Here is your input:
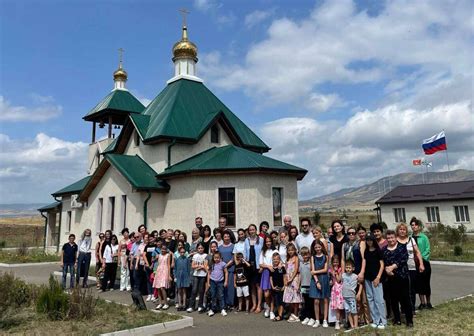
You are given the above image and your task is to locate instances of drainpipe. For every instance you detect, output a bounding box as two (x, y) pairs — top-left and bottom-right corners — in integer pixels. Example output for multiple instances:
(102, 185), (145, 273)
(143, 191), (152, 230)
(54, 196), (62, 253)
(167, 139), (177, 167)
(40, 211), (47, 251)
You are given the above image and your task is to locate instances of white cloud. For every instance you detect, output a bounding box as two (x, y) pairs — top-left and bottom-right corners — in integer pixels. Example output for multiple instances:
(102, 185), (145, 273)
(260, 101), (474, 199)
(200, 0), (472, 110)
(0, 133), (88, 203)
(193, 0), (221, 12)
(244, 10), (273, 28)
(305, 92), (346, 113)
(0, 95), (62, 122)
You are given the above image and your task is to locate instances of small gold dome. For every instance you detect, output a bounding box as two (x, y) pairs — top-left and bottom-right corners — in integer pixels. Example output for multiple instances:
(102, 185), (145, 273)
(172, 26), (198, 62)
(113, 66), (127, 82)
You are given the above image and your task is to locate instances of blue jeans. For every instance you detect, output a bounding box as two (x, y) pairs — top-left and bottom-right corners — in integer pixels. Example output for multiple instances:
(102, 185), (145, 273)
(76, 252), (91, 286)
(62, 263), (75, 289)
(365, 279), (387, 326)
(224, 271), (235, 307)
(210, 280), (225, 311)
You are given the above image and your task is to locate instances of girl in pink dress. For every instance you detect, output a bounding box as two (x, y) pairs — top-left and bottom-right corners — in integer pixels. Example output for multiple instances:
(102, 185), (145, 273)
(283, 243), (303, 322)
(153, 243), (172, 310)
(330, 255), (344, 330)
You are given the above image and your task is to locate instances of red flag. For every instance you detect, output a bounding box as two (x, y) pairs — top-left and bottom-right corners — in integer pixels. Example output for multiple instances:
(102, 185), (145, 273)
(412, 159), (422, 166)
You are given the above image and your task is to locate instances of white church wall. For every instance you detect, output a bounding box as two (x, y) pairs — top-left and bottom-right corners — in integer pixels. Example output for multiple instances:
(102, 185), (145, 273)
(147, 173), (299, 234)
(171, 123), (233, 165)
(123, 123), (234, 174)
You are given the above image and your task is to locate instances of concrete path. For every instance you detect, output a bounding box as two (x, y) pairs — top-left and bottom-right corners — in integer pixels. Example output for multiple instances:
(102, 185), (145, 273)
(2, 263), (473, 336)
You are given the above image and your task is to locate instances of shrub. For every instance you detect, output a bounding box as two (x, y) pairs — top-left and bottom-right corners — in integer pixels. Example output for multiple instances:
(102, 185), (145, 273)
(36, 275), (69, 320)
(0, 240), (6, 248)
(68, 286), (97, 320)
(0, 272), (33, 317)
(17, 242), (29, 257)
(454, 245), (463, 256)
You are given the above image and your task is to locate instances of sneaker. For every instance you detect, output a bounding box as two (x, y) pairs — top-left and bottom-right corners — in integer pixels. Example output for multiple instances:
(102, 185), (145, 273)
(186, 307), (193, 313)
(335, 321), (340, 330)
(221, 309), (227, 316)
(301, 318), (310, 325)
(270, 312), (275, 320)
(208, 310), (215, 316)
(426, 303), (433, 309)
(155, 304), (163, 310)
(418, 303), (426, 310)
(307, 318), (316, 327)
(312, 320), (320, 328)
(126, 287), (131, 291)
(264, 309), (270, 318)
(377, 325), (386, 330)
(197, 307), (204, 313)
(120, 288), (125, 291)
(146, 295), (152, 302)
(370, 323), (378, 328)
(162, 304), (169, 310)
(288, 314), (299, 323)
(322, 320), (328, 328)
(152, 296), (159, 303)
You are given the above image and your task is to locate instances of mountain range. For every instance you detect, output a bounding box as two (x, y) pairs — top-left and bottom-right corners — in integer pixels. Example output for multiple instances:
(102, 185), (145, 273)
(300, 169), (474, 211)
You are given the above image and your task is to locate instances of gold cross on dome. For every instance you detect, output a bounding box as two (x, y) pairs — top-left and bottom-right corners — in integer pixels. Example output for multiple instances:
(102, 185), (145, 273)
(118, 48), (124, 66)
(179, 8), (190, 26)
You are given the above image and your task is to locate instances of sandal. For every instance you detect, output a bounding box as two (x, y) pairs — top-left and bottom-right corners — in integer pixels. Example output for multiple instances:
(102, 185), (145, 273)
(274, 316), (282, 321)
(255, 308), (262, 314)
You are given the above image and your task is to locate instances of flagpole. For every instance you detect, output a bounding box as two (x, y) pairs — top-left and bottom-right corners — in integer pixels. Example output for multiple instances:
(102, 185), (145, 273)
(443, 129), (451, 173)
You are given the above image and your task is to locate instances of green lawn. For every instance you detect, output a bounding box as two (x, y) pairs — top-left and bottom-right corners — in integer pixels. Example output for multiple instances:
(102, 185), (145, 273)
(346, 295), (474, 335)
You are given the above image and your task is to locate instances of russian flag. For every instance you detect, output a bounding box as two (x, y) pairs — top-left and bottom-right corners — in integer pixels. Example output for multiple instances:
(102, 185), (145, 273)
(422, 131), (447, 155)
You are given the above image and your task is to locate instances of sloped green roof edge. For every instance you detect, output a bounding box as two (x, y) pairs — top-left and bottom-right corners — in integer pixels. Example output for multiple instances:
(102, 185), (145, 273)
(38, 201), (61, 212)
(129, 114), (150, 139)
(83, 89), (145, 120)
(52, 176), (92, 197)
(158, 145), (307, 180)
(102, 137), (118, 154)
(105, 154), (169, 191)
(142, 79), (270, 151)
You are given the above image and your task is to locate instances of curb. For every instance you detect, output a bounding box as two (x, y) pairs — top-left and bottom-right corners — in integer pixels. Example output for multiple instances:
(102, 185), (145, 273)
(99, 315), (193, 336)
(431, 260), (474, 267)
(0, 261), (59, 268)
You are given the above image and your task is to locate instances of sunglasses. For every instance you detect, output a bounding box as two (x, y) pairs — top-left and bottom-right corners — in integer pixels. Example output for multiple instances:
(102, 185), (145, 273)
(348, 232), (356, 235)
(302, 224), (309, 227)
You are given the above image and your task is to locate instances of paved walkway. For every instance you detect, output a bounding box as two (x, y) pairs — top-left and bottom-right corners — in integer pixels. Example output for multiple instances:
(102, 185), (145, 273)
(2, 263), (473, 336)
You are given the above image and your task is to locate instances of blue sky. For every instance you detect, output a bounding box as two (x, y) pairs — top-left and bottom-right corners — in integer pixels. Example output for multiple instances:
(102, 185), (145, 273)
(1, 0), (473, 203)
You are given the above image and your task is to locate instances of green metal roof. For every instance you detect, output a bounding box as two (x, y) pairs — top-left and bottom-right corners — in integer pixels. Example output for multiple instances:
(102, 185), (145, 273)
(142, 79), (270, 151)
(102, 137), (118, 154)
(105, 154), (169, 191)
(129, 114), (150, 139)
(52, 176), (92, 197)
(38, 201), (61, 212)
(158, 145), (307, 180)
(83, 89), (145, 120)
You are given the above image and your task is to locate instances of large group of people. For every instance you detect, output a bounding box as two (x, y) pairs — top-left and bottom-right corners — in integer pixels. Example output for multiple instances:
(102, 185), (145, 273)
(61, 215), (432, 330)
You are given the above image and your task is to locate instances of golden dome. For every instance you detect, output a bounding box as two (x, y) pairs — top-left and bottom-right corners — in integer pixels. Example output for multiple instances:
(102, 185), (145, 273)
(113, 65), (128, 82)
(172, 26), (198, 62)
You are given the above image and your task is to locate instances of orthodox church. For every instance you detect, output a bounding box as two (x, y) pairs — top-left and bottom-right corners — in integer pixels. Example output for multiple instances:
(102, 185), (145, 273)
(39, 23), (307, 249)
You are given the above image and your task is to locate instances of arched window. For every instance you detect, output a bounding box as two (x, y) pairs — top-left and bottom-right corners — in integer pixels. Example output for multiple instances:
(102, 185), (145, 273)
(211, 124), (219, 143)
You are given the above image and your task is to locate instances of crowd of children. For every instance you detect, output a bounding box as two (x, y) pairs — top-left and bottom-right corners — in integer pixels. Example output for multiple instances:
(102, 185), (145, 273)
(65, 215), (432, 330)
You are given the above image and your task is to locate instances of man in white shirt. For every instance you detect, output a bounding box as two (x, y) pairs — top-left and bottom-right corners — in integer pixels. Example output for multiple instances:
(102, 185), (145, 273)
(295, 218), (314, 251)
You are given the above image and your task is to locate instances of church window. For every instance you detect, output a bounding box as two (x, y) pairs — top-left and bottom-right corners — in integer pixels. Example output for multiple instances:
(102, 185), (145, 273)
(121, 195), (127, 229)
(108, 197), (115, 231)
(272, 188), (283, 226)
(219, 188), (235, 227)
(66, 211), (72, 232)
(211, 124), (219, 143)
(96, 198), (103, 233)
